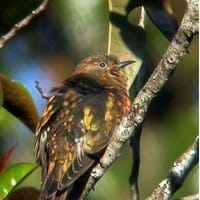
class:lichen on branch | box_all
[81,0,199,198]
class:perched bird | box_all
[34,54,133,200]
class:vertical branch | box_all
[129,124,142,200]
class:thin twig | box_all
[35,80,49,100]
[0,0,49,48]
[81,0,198,198]
[146,136,199,200]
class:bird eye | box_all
[98,62,107,68]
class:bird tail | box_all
[39,162,70,200]
[39,166,93,200]
[65,167,93,200]
[39,190,68,200]
[40,154,96,200]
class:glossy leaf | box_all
[6,187,40,200]
[0,144,17,172]
[0,163,38,199]
[109,0,146,92]
[126,0,178,41]
[0,73,39,132]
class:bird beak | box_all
[117,60,135,68]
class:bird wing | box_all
[59,92,125,189]
[35,89,128,198]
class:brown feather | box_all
[35,54,131,200]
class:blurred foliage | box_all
[0,74,39,132]
[0,0,198,200]
[0,81,2,109]
[0,0,43,35]
[127,0,178,41]
[0,144,16,172]
[109,0,146,92]
[6,186,40,200]
[51,0,109,57]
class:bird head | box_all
[73,54,135,91]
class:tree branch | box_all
[179,193,199,200]
[81,0,198,198]
[146,136,199,200]
[0,0,49,49]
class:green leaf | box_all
[0,144,17,172]
[0,73,39,132]
[0,163,38,199]
[109,0,146,93]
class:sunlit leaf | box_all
[0,163,38,199]
[0,74,39,132]
[109,0,146,93]
[126,0,178,41]
[6,187,40,200]
[0,144,17,172]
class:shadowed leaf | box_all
[0,163,38,199]
[126,0,178,41]
[0,144,17,172]
[109,0,146,92]
[0,73,39,133]
[6,187,40,200]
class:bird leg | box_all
[35,80,49,100]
